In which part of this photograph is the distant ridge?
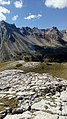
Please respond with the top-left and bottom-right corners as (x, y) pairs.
(0, 21), (67, 62)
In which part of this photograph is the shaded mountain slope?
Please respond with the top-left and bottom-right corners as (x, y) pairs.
(0, 21), (67, 61)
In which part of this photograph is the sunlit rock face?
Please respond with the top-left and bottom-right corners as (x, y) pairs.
(0, 69), (67, 119)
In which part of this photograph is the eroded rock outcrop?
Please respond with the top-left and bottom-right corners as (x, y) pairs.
(0, 70), (67, 119)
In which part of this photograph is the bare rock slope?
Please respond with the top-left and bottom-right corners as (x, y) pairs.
(0, 70), (67, 119)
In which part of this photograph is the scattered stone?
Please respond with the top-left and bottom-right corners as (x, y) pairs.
(12, 108), (23, 114)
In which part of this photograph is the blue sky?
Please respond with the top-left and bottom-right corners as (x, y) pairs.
(0, 0), (67, 29)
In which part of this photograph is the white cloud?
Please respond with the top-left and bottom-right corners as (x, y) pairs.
(0, 6), (10, 14)
(45, 0), (67, 9)
(14, 0), (23, 8)
(0, 6), (10, 21)
(0, 0), (10, 5)
(24, 14), (42, 20)
(12, 15), (18, 21)
(0, 12), (6, 21)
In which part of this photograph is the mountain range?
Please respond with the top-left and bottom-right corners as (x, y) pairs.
(0, 21), (67, 62)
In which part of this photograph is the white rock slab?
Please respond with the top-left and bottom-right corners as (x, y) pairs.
(60, 91), (67, 101)
(4, 111), (31, 119)
(59, 116), (67, 119)
(33, 111), (58, 119)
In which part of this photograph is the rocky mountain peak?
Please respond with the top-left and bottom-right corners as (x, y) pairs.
(0, 20), (6, 25)
(52, 26), (58, 30)
(0, 21), (16, 30)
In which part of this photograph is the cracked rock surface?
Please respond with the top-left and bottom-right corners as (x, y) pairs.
(0, 70), (67, 119)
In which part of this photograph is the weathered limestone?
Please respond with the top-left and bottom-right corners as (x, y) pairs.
(0, 70), (66, 119)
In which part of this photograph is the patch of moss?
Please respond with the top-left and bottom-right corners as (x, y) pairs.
(44, 105), (48, 109)
(15, 63), (22, 68)
(0, 97), (18, 111)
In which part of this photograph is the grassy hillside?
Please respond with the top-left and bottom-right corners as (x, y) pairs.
(0, 61), (67, 80)
(23, 62), (67, 80)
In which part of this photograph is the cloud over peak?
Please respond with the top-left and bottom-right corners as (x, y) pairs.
(24, 14), (42, 20)
(14, 0), (23, 8)
(45, 0), (67, 9)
